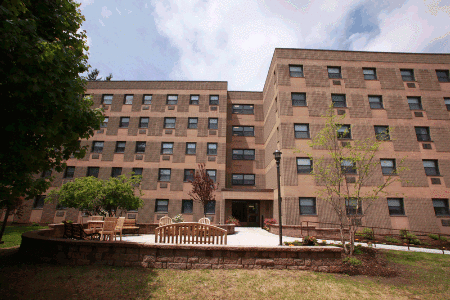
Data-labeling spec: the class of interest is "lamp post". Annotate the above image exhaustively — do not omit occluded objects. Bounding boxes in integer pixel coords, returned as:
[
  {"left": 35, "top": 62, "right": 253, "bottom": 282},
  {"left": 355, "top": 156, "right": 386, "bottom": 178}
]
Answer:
[{"left": 273, "top": 150, "right": 283, "bottom": 246}]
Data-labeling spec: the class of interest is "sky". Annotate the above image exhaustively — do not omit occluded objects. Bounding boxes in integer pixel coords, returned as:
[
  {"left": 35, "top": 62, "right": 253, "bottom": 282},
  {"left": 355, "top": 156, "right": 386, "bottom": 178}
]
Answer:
[{"left": 76, "top": 0, "right": 450, "bottom": 91}]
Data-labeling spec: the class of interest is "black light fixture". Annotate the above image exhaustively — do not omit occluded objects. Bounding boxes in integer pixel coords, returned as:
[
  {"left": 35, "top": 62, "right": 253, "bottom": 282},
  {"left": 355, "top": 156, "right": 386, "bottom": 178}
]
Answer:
[{"left": 273, "top": 150, "right": 283, "bottom": 246}]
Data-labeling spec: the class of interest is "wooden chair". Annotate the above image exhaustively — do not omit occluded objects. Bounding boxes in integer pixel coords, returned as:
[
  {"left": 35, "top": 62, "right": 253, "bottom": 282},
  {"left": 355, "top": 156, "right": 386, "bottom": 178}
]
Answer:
[
  {"left": 100, "top": 220, "right": 117, "bottom": 241},
  {"left": 104, "top": 217, "right": 117, "bottom": 222},
  {"left": 159, "top": 216, "right": 172, "bottom": 227},
  {"left": 198, "top": 217, "right": 211, "bottom": 225},
  {"left": 91, "top": 216, "right": 104, "bottom": 221},
  {"left": 63, "top": 221, "right": 100, "bottom": 240},
  {"left": 114, "top": 217, "right": 126, "bottom": 241}
]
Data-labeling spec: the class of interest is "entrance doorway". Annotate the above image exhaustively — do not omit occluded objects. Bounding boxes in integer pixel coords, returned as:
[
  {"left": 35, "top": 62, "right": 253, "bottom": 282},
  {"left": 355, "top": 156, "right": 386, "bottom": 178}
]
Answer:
[{"left": 232, "top": 200, "right": 260, "bottom": 227}]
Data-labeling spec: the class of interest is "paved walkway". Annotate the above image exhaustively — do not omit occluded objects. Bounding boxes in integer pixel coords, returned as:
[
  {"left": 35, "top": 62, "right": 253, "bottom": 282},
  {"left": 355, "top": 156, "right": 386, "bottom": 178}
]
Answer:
[{"left": 121, "top": 227, "right": 450, "bottom": 255}]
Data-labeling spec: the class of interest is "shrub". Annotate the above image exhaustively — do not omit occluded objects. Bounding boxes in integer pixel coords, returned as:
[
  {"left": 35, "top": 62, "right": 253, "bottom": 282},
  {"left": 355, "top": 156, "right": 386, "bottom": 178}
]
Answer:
[
  {"left": 385, "top": 236, "right": 401, "bottom": 244},
  {"left": 343, "top": 257, "right": 362, "bottom": 266},
  {"left": 284, "top": 240, "right": 302, "bottom": 246},
  {"left": 400, "top": 229, "right": 421, "bottom": 245},
  {"left": 264, "top": 218, "right": 277, "bottom": 226},
  {"left": 225, "top": 216, "right": 241, "bottom": 226},
  {"left": 356, "top": 228, "right": 374, "bottom": 240},
  {"left": 32, "top": 222, "right": 40, "bottom": 227},
  {"left": 172, "top": 214, "right": 184, "bottom": 223},
  {"left": 429, "top": 234, "right": 448, "bottom": 241},
  {"left": 302, "top": 236, "right": 317, "bottom": 246}
]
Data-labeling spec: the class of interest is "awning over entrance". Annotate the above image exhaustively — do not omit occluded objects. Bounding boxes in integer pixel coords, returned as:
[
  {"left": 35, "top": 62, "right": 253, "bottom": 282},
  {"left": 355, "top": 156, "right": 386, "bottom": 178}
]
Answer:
[{"left": 221, "top": 188, "right": 274, "bottom": 201}]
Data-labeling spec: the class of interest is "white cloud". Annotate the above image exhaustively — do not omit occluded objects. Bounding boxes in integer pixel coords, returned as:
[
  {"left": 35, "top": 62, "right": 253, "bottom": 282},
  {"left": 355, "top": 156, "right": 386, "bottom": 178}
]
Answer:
[
  {"left": 116, "top": 7, "right": 121, "bottom": 15},
  {"left": 76, "top": 0, "right": 95, "bottom": 11},
  {"left": 101, "top": 6, "right": 112, "bottom": 18}
]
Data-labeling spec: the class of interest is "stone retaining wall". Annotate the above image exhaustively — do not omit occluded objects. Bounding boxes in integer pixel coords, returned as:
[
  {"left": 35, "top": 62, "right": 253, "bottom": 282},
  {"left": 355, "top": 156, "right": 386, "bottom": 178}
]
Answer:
[
  {"left": 268, "top": 225, "right": 346, "bottom": 239},
  {"left": 20, "top": 229, "right": 342, "bottom": 272}
]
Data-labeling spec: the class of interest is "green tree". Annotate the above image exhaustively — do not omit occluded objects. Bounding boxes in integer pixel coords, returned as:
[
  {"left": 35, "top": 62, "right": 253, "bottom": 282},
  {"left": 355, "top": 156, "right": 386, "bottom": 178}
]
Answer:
[
  {"left": 47, "top": 173, "right": 143, "bottom": 217},
  {"left": 87, "top": 68, "right": 113, "bottom": 81},
  {"left": 188, "top": 163, "right": 218, "bottom": 217},
  {"left": 303, "top": 106, "right": 406, "bottom": 256},
  {"left": 0, "top": 0, "right": 104, "bottom": 242}
]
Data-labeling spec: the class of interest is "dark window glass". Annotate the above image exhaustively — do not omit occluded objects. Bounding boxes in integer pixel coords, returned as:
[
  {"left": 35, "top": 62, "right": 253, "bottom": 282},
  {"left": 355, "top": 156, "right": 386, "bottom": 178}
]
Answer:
[
  {"left": 232, "top": 149, "right": 255, "bottom": 160},
  {"left": 167, "top": 95, "right": 178, "bottom": 105},
  {"left": 164, "top": 117, "right": 176, "bottom": 128},
  {"left": 119, "top": 117, "right": 130, "bottom": 128},
  {"left": 232, "top": 126, "right": 254, "bottom": 136},
  {"left": 102, "top": 94, "right": 113, "bottom": 105},
  {"left": 423, "top": 160, "right": 439, "bottom": 176},
  {"left": 369, "top": 96, "right": 383, "bottom": 109},
  {"left": 155, "top": 199, "right": 168, "bottom": 212},
  {"left": 92, "top": 141, "right": 104, "bottom": 153},
  {"left": 87, "top": 167, "right": 99, "bottom": 178},
  {"left": 143, "top": 95, "right": 152, "bottom": 105},
  {"left": 186, "top": 143, "right": 196, "bottom": 154},
  {"left": 346, "top": 198, "right": 362, "bottom": 215},
  {"left": 374, "top": 126, "right": 390, "bottom": 141},
  {"left": 337, "top": 125, "right": 351, "bottom": 139},
  {"left": 415, "top": 127, "right": 430, "bottom": 141},
  {"left": 408, "top": 97, "right": 422, "bottom": 110},
  {"left": 208, "top": 118, "right": 218, "bottom": 129},
  {"left": 115, "top": 141, "right": 126, "bottom": 153},
  {"left": 363, "top": 68, "right": 377, "bottom": 80},
  {"left": 232, "top": 174, "right": 255, "bottom": 185},
  {"left": 41, "top": 170, "right": 52, "bottom": 178},
  {"left": 111, "top": 167, "right": 122, "bottom": 178},
  {"left": 188, "top": 118, "right": 198, "bottom": 129},
  {"left": 381, "top": 159, "right": 396, "bottom": 175},
  {"left": 158, "top": 169, "right": 171, "bottom": 181},
  {"left": 299, "top": 198, "right": 316, "bottom": 215},
  {"left": 388, "top": 198, "right": 405, "bottom": 215},
  {"left": 328, "top": 67, "right": 341, "bottom": 79},
  {"left": 135, "top": 142, "right": 146, "bottom": 153},
  {"left": 232, "top": 104, "right": 254, "bottom": 114},
  {"left": 332, "top": 94, "right": 346, "bottom": 107},
  {"left": 297, "top": 158, "right": 312, "bottom": 174},
  {"left": 436, "top": 70, "right": 450, "bottom": 82},
  {"left": 207, "top": 143, "right": 217, "bottom": 155},
  {"left": 33, "top": 195, "right": 46, "bottom": 209},
  {"left": 205, "top": 200, "right": 216, "bottom": 214},
  {"left": 184, "top": 169, "right": 194, "bottom": 182},
  {"left": 132, "top": 168, "right": 143, "bottom": 176},
  {"left": 124, "top": 95, "right": 133, "bottom": 105},
  {"left": 433, "top": 199, "right": 450, "bottom": 216},
  {"left": 289, "top": 65, "right": 303, "bottom": 77},
  {"left": 444, "top": 98, "right": 450, "bottom": 111},
  {"left": 209, "top": 95, "right": 219, "bottom": 105},
  {"left": 294, "top": 124, "right": 310, "bottom": 139},
  {"left": 101, "top": 117, "right": 108, "bottom": 128},
  {"left": 401, "top": 69, "right": 415, "bottom": 81},
  {"left": 139, "top": 117, "right": 149, "bottom": 128},
  {"left": 207, "top": 169, "right": 217, "bottom": 182},
  {"left": 161, "top": 142, "right": 174, "bottom": 154},
  {"left": 182, "top": 200, "right": 193, "bottom": 213},
  {"left": 190, "top": 95, "right": 199, "bottom": 105},
  {"left": 341, "top": 160, "right": 356, "bottom": 174},
  {"left": 292, "top": 93, "right": 306, "bottom": 107},
  {"left": 64, "top": 166, "right": 75, "bottom": 178}
]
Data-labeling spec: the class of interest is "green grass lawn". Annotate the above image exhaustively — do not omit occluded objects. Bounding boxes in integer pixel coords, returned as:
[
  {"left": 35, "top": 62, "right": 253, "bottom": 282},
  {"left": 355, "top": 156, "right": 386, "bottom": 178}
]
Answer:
[
  {"left": 0, "top": 249, "right": 449, "bottom": 299},
  {"left": 0, "top": 224, "right": 47, "bottom": 249}
]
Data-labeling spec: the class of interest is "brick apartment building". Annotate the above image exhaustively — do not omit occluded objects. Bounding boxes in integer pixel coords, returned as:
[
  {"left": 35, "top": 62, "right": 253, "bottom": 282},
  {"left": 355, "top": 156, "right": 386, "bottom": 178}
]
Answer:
[{"left": 4, "top": 48, "right": 450, "bottom": 234}]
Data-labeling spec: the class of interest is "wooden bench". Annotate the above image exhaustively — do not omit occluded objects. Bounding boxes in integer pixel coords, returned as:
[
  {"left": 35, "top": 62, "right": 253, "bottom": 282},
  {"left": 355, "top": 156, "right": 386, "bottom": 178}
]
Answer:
[
  {"left": 122, "top": 219, "right": 140, "bottom": 235},
  {"left": 155, "top": 223, "right": 227, "bottom": 245},
  {"left": 63, "top": 221, "right": 100, "bottom": 240}
]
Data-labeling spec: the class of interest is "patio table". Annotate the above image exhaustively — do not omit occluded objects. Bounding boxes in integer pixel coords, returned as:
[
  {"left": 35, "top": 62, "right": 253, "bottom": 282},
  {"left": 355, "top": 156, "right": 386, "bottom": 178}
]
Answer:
[{"left": 87, "top": 220, "right": 104, "bottom": 233}]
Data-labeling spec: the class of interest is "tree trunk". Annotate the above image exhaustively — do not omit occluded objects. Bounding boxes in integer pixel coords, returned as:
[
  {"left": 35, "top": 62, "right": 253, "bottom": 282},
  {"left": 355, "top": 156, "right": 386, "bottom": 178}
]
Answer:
[
  {"left": 339, "top": 224, "right": 349, "bottom": 254},
  {"left": 0, "top": 206, "right": 12, "bottom": 243}
]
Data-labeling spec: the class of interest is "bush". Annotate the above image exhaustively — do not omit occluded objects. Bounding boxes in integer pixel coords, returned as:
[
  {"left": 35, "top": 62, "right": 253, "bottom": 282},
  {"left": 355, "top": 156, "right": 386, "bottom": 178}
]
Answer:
[
  {"left": 263, "top": 218, "right": 277, "bottom": 230},
  {"left": 428, "top": 234, "right": 448, "bottom": 241},
  {"left": 284, "top": 240, "right": 303, "bottom": 246},
  {"left": 356, "top": 228, "right": 374, "bottom": 240},
  {"left": 385, "top": 236, "right": 401, "bottom": 244},
  {"left": 225, "top": 216, "right": 240, "bottom": 226},
  {"left": 343, "top": 257, "right": 362, "bottom": 266},
  {"left": 32, "top": 222, "right": 40, "bottom": 227},
  {"left": 172, "top": 214, "right": 184, "bottom": 223},
  {"left": 302, "top": 236, "right": 317, "bottom": 246},
  {"left": 400, "top": 229, "right": 421, "bottom": 245}
]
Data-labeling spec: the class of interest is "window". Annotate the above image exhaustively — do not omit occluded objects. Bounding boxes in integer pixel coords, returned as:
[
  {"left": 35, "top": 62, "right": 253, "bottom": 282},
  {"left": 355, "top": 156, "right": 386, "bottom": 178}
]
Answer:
[
  {"left": 187, "top": 117, "right": 198, "bottom": 129},
  {"left": 132, "top": 168, "right": 143, "bottom": 176},
  {"left": 115, "top": 141, "right": 126, "bottom": 153},
  {"left": 232, "top": 104, "right": 254, "bottom": 114},
  {"left": 184, "top": 169, "right": 195, "bottom": 182},
  {"left": 182, "top": 200, "right": 193, "bottom": 213},
  {"left": 124, "top": 94, "right": 133, "bottom": 105},
  {"left": 143, "top": 94, "right": 152, "bottom": 105},
  {"left": 167, "top": 95, "right": 178, "bottom": 105},
  {"left": 369, "top": 96, "right": 383, "bottom": 109},
  {"left": 232, "top": 126, "right": 254, "bottom": 136},
  {"left": 190, "top": 95, "right": 199, "bottom": 105},
  {"left": 415, "top": 127, "right": 431, "bottom": 141},
  {"left": 436, "top": 70, "right": 450, "bottom": 82},
  {"left": 423, "top": 160, "right": 439, "bottom": 176},
  {"left": 407, "top": 97, "right": 422, "bottom": 110},
  {"left": 341, "top": 160, "right": 356, "bottom": 174},
  {"left": 101, "top": 117, "right": 108, "bottom": 128},
  {"left": 41, "top": 170, "right": 52, "bottom": 178},
  {"left": 297, "top": 158, "right": 312, "bottom": 174},
  {"left": 111, "top": 167, "right": 122, "bottom": 178},
  {"left": 64, "top": 166, "right": 75, "bottom": 178},
  {"left": 328, "top": 66, "right": 341, "bottom": 79},
  {"left": 155, "top": 199, "right": 168, "bottom": 213},
  {"left": 337, "top": 125, "right": 351, "bottom": 139},
  {"left": 332, "top": 94, "right": 346, "bottom": 107},
  {"left": 135, "top": 141, "right": 146, "bottom": 153},
  {"left": 388, "top": 198, "right": 405, "bottom": 215},
  {"left": 161, "top": 142, "right": 174, "bottom": 155},
  {"left": 292, "top": 93, "right": 306, "bottom": 107},
  {"left": 299, "top": 198, "right": 316, "bottom": 215},
  {"left": 207, "top": 143, "right": 217, "bottom": 155},
  {"left": 164, "top": 117, "right": 176, "bottom": 128},
  {"left": 205, "top": 200, "right": 216, "bottom": 214},
  {"left": 289, "top": 65, "right": 303, "bottom": 77},
  {"left": 374, "top": 126, "right": 390, "bottom": 141},
  {"left": 139, "top": 117, "right": 149, "bottom": 128},
  {"left": 294, "top": 124, "right": 310, "bottom": 139},
  {"left": 33, "top": 195, "right": 46, "bottom": 209},
  {"left": 232, "top": 149, "right": 255, "bottom": 160},
  {"left": 380, "top": 159, "right": 396, "bottom": 175},
  {"left": 363, "top": 68, "right": 377, "bottom": 80},
  {"left": 207, "top": 169, "right": 217, "bottom": 182},
  {"left": 432, "top": 199, "right": 450, "bottom": 216},
  {"left": 102, "top": 94, "right": 113, "bottom": 105},
  {"left": 87, "top": 167, "right": 99, "bottom": 178},
  {"left": 346, "top": 198, "right": 362, "bottom": 215},
  {"left": 92, "top": 141, "right": 104, "bottom": 153},
  {"left": 232, "top": 174, "right": 255, "bottom": 185},
  {"left": 119, "top": 117, "right": 130, "bottom": 128},
  {"left": 158, "top": 169, "right": 171, "bottom": 181},
  {"left": 445, "top": 98, "right": 450, "bottom": 111},
  {"left": 400, "top": 69, "right": 415, "bottom": 81},
  {"left": 209, "top": 95, "right": 219, "bottom": 105},
  {"left": 208, "top": 118, "right": 218, "bottom": 129},
  {"left": 186, "top": 142, "right": 196, "bottom": 155}
]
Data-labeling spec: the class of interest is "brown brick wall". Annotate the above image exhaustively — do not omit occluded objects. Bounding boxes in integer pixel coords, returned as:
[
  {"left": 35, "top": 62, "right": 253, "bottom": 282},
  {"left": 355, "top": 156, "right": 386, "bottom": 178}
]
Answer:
[
  {"left": 138, "top": 199, "right": 155, "bottom": 223},
  {"left": 400, "top": 160, "right": 428, "bottom": 187},
  {"left": 170, "top": 169, "right": 184, "bottom": 191},
  {"left": 228, "top": 91, "right": 263, "bottom": 100},
  {"left": 92, "top": 94, "right": 102, "bottom": 107},
  {"left": 197, "top": 118, "right": 208, "bottom": 137},
  {"left": 218, "top": 118, "right": 226, "bottom": 137},
  {"left": 111, "top": 94, "right": 124, "bottom": 112},
  {"left": 106, "top": 117, "right": 119, "bottom": 135},
  {"left": 391, "top": 126, "right": 419, "bottom": 152},
  {"left": 352, "top": 124, "right": 374, "bottom": 141},
  {"left": 147, "top": 117, "right": 163, "bottom": 136},
  {"left": 196, "top": 143, "right": 207, "bottom": 163},
  {"left": 385, "top": 95, "right": 411, "bottom": 119},
  {"left": 98, "top": 167, "right": 111, "bottom": 180},
  {"left": 282, "top": 157, "right": 298, "bottom": 186},
  {"left": 265, "top": 133, "right": 277, "bottom": 168},
  {"left": 124, "top": 141, "right": 136, "bottom": 162},
  {"left": 423, "top": 96, "right": 449, "bottom": 120},
  {"left": 431, "top": 127, "right": 450, "bottom": 152},
  {"left": 280, "top": 123, "right": 295, "bottom": 149},
  {"left": 255, "top": 104, "right": 264, "bottom": 121},
  {"left": 308, "top": 91, "right": 329, "bottom": 117},
  {"left": 101, "top": 141, "right": 116, "bottom": 161},
  {"left": 199, "top": 95, "right": 209, "bottom": 113},
  {"left": 256, "top": 174, "right": 266, "bottom": 189},
  {"left": 264, "top": 103, "right": 277, "bottom": 142},
  {"left": 255, "top": 126, "right": 264, "bottom": 144},
  {"left": 362, "top": 162, "right": 385, "bottom": 187},
  {"left": 266, "top": 165, "right": 277, "bottom": 189},
  {"left": 78, "top": 140, "right": 90, "bottom": 161},
  {"left": 348, "top": 94, "right": 372, "bottom": 118},
  {"left": 218, "top": 169, "right": 226, "bottom": 190},
  {"left": 74, "top": 167, "right": 87, "bottom": 178},
  {"left": 175, "top": 117, "right": 188, "bottom": 137},
  {"left": 256, "top": 149, "right": 264, "bottom": 169},
  {"left": 317, "top": 198, "right": 341, "bottom": 228},
  {"left": 141, "top": 169, "right": 158, "bottom": 190},
  {"left": 342, "top": 67, "right": 366, "bottom": 89},
  {"left": 263, "top": 79, "right": 275, "bottom": 118},
  {"left": 304, "top": 65, "right": 329, "bottom": 87},
  {"left": 144, "top": 141, "right": 161, "bottom": 162},
  {"left": 439, "top": 160, "right": 450, "bottom": 188},
  {"left": 416, "top": 69, "right": 441, "bottom": 91},
  {"left": 178, "top": 94, "right": 189, "bottom": 112},
  {"left": 128, "top": 117, "right": 139, "bottom": 136},
  {"left": 15, "top": 199, "right": 34, "bottom": 223},
  {"left": 378, "top": 68, "right": 404, "bottom": 90},
  {"left": 131, "top": 94, "right": 143, "bottom": 112},
  {"left": 151, "top": 94, "right": 165, "bottom": 112},
  {"left": 87, "top": 81, "right": 228, "bottom": 90},
  {"left": 279, "top": 91, "right": 293, "bottom": 116},
  {"left": 219, "top": 94, "right": 227, "bottom": 113},
  {"left": 173, "top": 142, "right": 186, "bottom": 163},
  {"left": 310, "top": 124, "right": 326, "bottom": 150},
  {"left": 363, "top": 198, "right": 392, "bottom": 231},
  {"left": 217, "top": 143, "right": 226, "bottom": 164},
  {"left": 284, "top": 197, "right": 301, "bottom": 225},
  {"left": 405, "top": 198, "right": 439, "bottom": 232},
  {"left": 41, "top": 202, "right": 57, "bottom": 224},
  {"left": 277, "top": 64, "right": 291, "bottom": 86}
]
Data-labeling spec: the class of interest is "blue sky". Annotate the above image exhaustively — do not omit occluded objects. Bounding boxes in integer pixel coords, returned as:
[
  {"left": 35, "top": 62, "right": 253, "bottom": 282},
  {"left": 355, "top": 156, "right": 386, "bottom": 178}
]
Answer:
[{"left": 77, "top": 0, "right": 450, "bottom": 91}]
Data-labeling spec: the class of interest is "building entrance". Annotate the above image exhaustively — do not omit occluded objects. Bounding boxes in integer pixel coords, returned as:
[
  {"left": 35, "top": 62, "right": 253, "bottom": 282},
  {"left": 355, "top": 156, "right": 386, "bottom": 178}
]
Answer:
[{"left": 232, "top": 200, "right": 260, "bottom": 227}]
